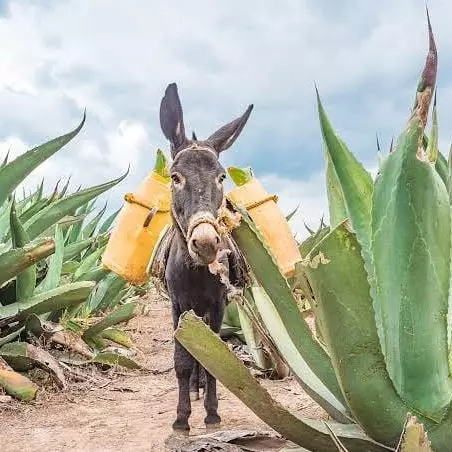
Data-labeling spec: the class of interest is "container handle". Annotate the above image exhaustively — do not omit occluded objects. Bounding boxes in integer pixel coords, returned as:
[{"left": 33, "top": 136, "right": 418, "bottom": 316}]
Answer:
[
  {"left": 124, "top": 193, "right": 158, "bottom": 228},
  {"left": 143, "top": 207, "right": 157, "bottom": 228}
]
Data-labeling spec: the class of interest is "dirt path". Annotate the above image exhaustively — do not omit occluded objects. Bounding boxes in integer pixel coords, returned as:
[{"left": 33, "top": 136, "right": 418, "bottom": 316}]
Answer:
[{"left": 0, "top": 293, "right": 325, "bottom": 452}]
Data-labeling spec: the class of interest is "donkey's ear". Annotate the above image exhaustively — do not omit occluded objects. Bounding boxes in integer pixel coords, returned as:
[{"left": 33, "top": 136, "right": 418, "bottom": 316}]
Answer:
[
  {"left": 160, "top": 83, "right": 187, "bottom": 156},
  {"left": 207, "top": 104, "right": 253, "bottom": 153}
]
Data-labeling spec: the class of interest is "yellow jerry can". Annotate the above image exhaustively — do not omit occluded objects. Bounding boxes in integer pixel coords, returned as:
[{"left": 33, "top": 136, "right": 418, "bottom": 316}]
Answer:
[
  {"left": 102, "top": 172, "right": 172, "bottom": 285},
  {"left": 226, "top": 178, "right": 301, "bottom": 277}
]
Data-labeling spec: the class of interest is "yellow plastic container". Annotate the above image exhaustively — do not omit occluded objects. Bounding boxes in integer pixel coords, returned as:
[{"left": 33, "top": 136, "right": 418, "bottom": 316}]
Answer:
[
  {"left": 226, "top": 178, "right": 301, "bottom": 277},
  {"left": 102, "top": 172, "right": 172, "bottom": 285}
]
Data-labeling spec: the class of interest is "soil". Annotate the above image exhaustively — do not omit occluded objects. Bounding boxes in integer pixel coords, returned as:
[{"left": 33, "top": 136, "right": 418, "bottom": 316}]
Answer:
[{"left": 0, "top": 292, "right": 326, "bottom": 452}]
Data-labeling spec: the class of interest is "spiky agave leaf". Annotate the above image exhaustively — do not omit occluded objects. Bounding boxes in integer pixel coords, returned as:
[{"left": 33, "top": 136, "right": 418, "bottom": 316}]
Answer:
[
  {"left": 0, "top": 113, "right": 85, "bottom": 207},
  {"left": 371, "top": 14, "right": 451, "bottom": 420}
]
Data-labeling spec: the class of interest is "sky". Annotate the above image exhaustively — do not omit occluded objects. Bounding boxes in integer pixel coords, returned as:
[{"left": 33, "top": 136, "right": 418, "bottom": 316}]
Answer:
[{"left": 1, "top": 0, "right": 452, "bottom": 238}]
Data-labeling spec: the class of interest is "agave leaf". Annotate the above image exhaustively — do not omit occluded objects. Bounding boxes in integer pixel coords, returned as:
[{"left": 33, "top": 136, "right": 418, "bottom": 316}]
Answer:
[
  {"left": 82, "top": 201, "right": 107, "bottom": 239},
  {"left": 75, "top": 265, "right": 109, "bottom": 283},
  {"left": 0, "top": 357, "right": 38, "bottom": 401},
  {"left": 19, "top": 198, "right": 51, "bottom": 225},
  {"left": 24, "top": 170, "right": 128, "bottom": 240},
  {"left": 99, "top": 328, "right": 134, "bottom": 348},
  {"left": 436, "top": 151, "right": 449, "bottom": 192},
  {"left": 305, "top": 222, "right": 431, "bottom": 444},
  {"left": 0, "top": 342, "right": 66, "bottom": 388},
  {"left": 63, "top": 236, "right": 96, "bottom": 262},
  {"left": 98, "top": 208, "right": 121, "bottom": 235},
  {"left": 0, "top": 114, "right": 85, "bottom": 207},
  {"left": 285, "top": 204, "right": 299, "bottom": 222},
  {"left": 249, "top": 286, "right": 350, "bottom": 422},
  {"left": 10, "top": 199, "right": 36, "bottom": 302},
  {"left": 316, "top": 92, "right": 374, "bottom": 294},
  {"left": 91, "top": 352, "right": 141, "bottom": 370},
  {"left": 372, "top": 23, "right": 450, "bottom": 419},
  {"left": 236, "top": 301, "right": 268, "bottom": 370},
  {"left": 1, "top": 147, "right": 10, "bottom": 168},
  {"left": 59, "top": 176, "right": 71, "bottom": 198},
  {"left": 82, "top": 301, "right": 139, "bottom": 340},
  {"left": 0, "top": 282, "right": 95, "bottom": 325},
  {"left": 153, "top": 148, "right": 171, "bottom": 181},
  {"left": 231, "top": 210, "right": 345, "bottom": 406},
  {"left": 87, "top": 272, "right": 127, "bottom": 313},
  {"left": 0, "top": 199, "right": 12, "bottom": 240},
  {"left": 35, "top": 225, "right": 64, "bottom": 294},
  {"left": 227, "top": 166, "right": 254, "bottom": 186},
  {"left": 0, "top": 238, "right": 55, "bottom": 286},
  {"left": 0, "top": 327, "right": 23, "bottom": 346},
  {"left": 73, "top": 245, "right": 106, "bottom": 280},
  {"left": 325, "top": 153, "right": 348, "bottom": 229},
  {"left": 299, "top": 226, "right": 330, "bottom": 259},
  {"left": 175, "top": 312, "right": 390, "bottom": 452},
  {"left": 66, "top": 202, "right": 91, "bottom": 244}
]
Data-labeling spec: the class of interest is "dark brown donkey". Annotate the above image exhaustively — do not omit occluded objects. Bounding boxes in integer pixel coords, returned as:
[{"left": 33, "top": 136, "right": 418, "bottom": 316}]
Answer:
[{"left": 156, "top": 83, "right": 253, "bottom": 431}]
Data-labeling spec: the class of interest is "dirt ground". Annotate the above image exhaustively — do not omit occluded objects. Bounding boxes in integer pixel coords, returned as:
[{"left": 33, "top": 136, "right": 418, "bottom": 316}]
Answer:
[{"left": 0, "top": 292, "right": 326, "bottom": 452}]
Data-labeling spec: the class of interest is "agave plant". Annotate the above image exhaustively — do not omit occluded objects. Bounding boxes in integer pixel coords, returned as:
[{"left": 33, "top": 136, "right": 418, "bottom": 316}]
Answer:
[
  {"left": 0, "top": 116, "right": 143, "bottom": 400},
  {"left": 175, "top": 14, "right": 452, "bottom": 451}
]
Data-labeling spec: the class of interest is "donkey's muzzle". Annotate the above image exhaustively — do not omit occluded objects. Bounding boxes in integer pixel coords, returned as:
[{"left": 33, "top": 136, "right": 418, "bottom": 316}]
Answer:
[{"left": 188, "top": 223, "right": 220, "bottom": 265}]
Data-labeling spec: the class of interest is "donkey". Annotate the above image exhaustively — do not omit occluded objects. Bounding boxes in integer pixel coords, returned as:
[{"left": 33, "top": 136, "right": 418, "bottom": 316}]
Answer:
[{"left": 158, "top": 83, "right": 253, "bottom": 431}]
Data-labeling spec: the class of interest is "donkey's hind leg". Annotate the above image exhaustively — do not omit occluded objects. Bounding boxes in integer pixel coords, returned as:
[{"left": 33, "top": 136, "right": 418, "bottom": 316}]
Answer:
[{"left": 189, "top": 360, "right": 200, "bottom": 401}]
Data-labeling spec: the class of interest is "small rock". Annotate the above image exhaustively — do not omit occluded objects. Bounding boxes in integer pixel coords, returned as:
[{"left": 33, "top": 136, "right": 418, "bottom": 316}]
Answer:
[{"left": 0, "top": 395, "right": 12, "bottom": 403}]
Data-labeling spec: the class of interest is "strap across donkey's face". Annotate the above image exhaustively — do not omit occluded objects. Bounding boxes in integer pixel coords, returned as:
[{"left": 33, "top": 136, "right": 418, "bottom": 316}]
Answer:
[{"left": 159, "top": 83, "right": 253, "bottom": 159}]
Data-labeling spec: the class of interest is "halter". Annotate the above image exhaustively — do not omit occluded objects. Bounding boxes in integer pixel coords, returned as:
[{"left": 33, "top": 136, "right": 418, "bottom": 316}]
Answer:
[{"left": 171, "top": 143, "right": 240, "bottom": 244}]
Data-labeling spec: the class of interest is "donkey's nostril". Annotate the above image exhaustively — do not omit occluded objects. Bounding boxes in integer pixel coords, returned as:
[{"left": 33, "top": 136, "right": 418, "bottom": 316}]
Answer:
[
  {"left": 215, "top": 236, "right": 220, "bottom": 244},
  {"left": 192, "top": 239, "right": 198, "bottom": 250}
]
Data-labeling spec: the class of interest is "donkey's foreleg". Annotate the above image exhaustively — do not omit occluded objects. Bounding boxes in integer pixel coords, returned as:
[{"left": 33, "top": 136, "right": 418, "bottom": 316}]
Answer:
[
  {"left": 173, "top": 340, "right": 194, "bottom": 431},
  {"left": 203, "top": 303, "right": 225, "bottom": 427}
]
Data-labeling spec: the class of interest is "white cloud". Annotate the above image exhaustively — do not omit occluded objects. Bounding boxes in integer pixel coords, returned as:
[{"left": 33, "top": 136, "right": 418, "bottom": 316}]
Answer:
[{"left": 1, "top": 0, "right": 452, "bottom": 225}]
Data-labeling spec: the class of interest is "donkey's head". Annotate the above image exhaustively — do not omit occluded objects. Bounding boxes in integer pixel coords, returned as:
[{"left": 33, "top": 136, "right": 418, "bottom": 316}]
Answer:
[{"left": 160, "top": 83, "right": 253, "bottom": 265}]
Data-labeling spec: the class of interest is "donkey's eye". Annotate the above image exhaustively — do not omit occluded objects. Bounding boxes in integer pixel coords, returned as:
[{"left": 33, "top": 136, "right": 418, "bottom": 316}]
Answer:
[{"left": 171, "top": 173, "right": 182, "bottom": 184}]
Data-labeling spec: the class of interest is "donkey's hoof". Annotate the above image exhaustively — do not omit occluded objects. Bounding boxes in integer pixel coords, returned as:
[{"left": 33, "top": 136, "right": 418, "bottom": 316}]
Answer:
[
  {"left": 205, "top": 414, "right": 221, "bottom": 427},
  {"left": 172, "top": 420, "right": 190, "bottom": 432},
  {"left": 189, "top": 391, "right": 200, "bottom": 402}
]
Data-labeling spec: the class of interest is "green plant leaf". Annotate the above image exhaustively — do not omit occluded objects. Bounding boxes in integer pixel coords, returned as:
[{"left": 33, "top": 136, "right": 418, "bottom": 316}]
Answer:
[
  {"left": 0, "top": 357, "right": 38, "bottom": 401},
  {"left": 73, "top": 245, "right": 106, "bottom": 280},
  {"left": 0, "top": 342, "right": 66, "bottom": 388},
  {"left": 249, "top": 286, "right": 350, "bottom": 423},
  {"left": 231, "top": 209, "right": 345, "bottom": 406},
  {"left": 316, "top": 91, "right": 374, "bottom": 299},
  {"left": 371, "top": 21, "right": 450, "bottom": 419},
  {"left": 10, "top": 199, "right": 36, "bottom": 301},
  {"left": 0, "top": 114, "right": 85, "bottom": 207},
  {"left": 63, "top": 236, "right": 97, "bottom": 262},
  {"left": 91, "top": 352, "right": 141, "bottom": 370},
  {"left": 98, "top": 208, "right": 120, "bottom": 235},
  {"left": 153, "top": 148, "right": 171, "bottom": 181},
  {"left": 35, "top": 225, "right": 64, "bottom": 294},
  {"left": 175, "top": 312, "right": 390, "bottom": 452},
  {"left": 82, "top": 201, "right": 107, "bottom": 239},
  {"left": 24, "top": 170, "right": 128, "bottom": 240},
  {"left": 227, "top": 166, "right": 254, "bottom": 186},
  {"left": 82, "top": 301, "right": 139, "bottom": 340},
  {"left": 325, "top": 153, "right": 348, "bottom": 228},
  {"left": 87, "top": 272, "right": 127, "bottom": 313},
  {"left": 305, "top": 222, "right": 432, "bottom": 445},
  {"left": 0, "top": 281, "right": 95, "bottom": 324},
  {"left": 0, "top": 239, "right": 55, "bottom": 287}
]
